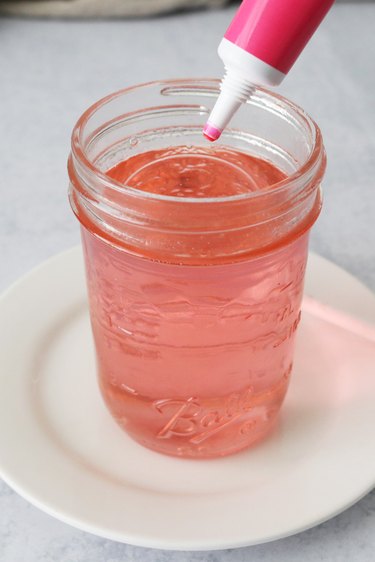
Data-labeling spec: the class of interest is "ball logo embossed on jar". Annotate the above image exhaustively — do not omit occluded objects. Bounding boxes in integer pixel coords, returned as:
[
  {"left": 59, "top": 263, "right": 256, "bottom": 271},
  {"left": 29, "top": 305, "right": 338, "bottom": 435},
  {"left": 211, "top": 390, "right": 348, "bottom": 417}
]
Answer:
[{"left": 153, "top": 368, "right": 291, "bottom": 445}]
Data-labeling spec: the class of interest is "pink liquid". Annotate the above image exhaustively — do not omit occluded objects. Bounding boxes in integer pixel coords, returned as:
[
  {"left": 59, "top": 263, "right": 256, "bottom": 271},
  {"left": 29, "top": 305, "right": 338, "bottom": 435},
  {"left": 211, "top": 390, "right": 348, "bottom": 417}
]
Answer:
[{"left": 81, "top": 146, "right": 308, "bottom": 458}]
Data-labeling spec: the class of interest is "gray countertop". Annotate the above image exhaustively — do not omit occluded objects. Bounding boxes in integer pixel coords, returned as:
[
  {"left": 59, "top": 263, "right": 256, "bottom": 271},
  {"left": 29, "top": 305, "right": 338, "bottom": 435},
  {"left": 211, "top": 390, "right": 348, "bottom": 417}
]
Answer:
[{"left": 1, "top": 3, "right": 375, "bottom": 560}]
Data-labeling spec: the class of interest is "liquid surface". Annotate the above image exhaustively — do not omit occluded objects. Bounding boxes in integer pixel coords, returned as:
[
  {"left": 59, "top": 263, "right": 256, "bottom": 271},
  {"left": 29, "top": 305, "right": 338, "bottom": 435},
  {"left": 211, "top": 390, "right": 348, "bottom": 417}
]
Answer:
[
  {"left": 81, "top": 146, "right": 307, "bottom": 458},
  {"left": 108, "top": 145, "right": 286, "bottom": 197}
]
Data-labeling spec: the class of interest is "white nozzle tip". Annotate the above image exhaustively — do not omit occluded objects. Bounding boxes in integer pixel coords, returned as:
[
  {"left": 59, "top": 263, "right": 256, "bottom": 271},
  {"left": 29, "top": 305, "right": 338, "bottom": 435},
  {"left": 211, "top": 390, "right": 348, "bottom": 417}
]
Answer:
[{"left": 203, "top": 122, "right": 222, "bottom": 142}]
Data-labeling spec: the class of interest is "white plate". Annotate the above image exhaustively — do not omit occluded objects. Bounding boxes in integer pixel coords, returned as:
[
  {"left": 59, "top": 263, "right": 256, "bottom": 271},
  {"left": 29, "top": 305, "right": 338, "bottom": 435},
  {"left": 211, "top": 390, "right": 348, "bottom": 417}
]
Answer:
[{"left": 0, "top": 248, "right": 374, "bottom": 551}]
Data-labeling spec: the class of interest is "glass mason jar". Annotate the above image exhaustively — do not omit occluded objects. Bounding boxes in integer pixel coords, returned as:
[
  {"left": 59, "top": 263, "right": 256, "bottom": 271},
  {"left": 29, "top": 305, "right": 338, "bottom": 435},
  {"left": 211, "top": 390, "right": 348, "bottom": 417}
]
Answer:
[{"left": 68, "top": 79, "right": 326, "bottom": 459}]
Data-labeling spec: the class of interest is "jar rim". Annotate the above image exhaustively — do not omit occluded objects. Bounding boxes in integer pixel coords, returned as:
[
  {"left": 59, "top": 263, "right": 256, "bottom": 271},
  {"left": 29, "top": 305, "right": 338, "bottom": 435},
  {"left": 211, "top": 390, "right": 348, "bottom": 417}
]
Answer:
[{"left": 71, "top": 78, "right": 324, "bottom": 204}]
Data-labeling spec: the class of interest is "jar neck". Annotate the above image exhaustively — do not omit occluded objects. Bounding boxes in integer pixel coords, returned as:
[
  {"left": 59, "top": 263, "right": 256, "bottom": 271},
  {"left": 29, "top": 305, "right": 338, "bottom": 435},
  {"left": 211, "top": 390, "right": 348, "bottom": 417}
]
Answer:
[{"left": 68, "top": 81, "right": 326, "bottom": 265}]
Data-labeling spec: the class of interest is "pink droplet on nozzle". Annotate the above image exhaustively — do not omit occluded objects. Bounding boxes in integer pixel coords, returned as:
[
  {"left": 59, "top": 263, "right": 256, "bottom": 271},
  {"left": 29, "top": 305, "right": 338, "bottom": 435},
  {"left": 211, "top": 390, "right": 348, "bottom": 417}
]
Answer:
[{"left": 203, "top": 122, "right": 222, "bottom": 142}]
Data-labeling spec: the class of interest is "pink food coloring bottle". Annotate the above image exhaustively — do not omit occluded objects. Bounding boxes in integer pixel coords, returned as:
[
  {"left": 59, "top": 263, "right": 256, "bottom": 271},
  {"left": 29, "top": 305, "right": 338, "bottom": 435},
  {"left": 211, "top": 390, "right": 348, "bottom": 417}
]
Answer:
[{"left": 203, "top": 0, "right": 335, "bottom": 141}]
